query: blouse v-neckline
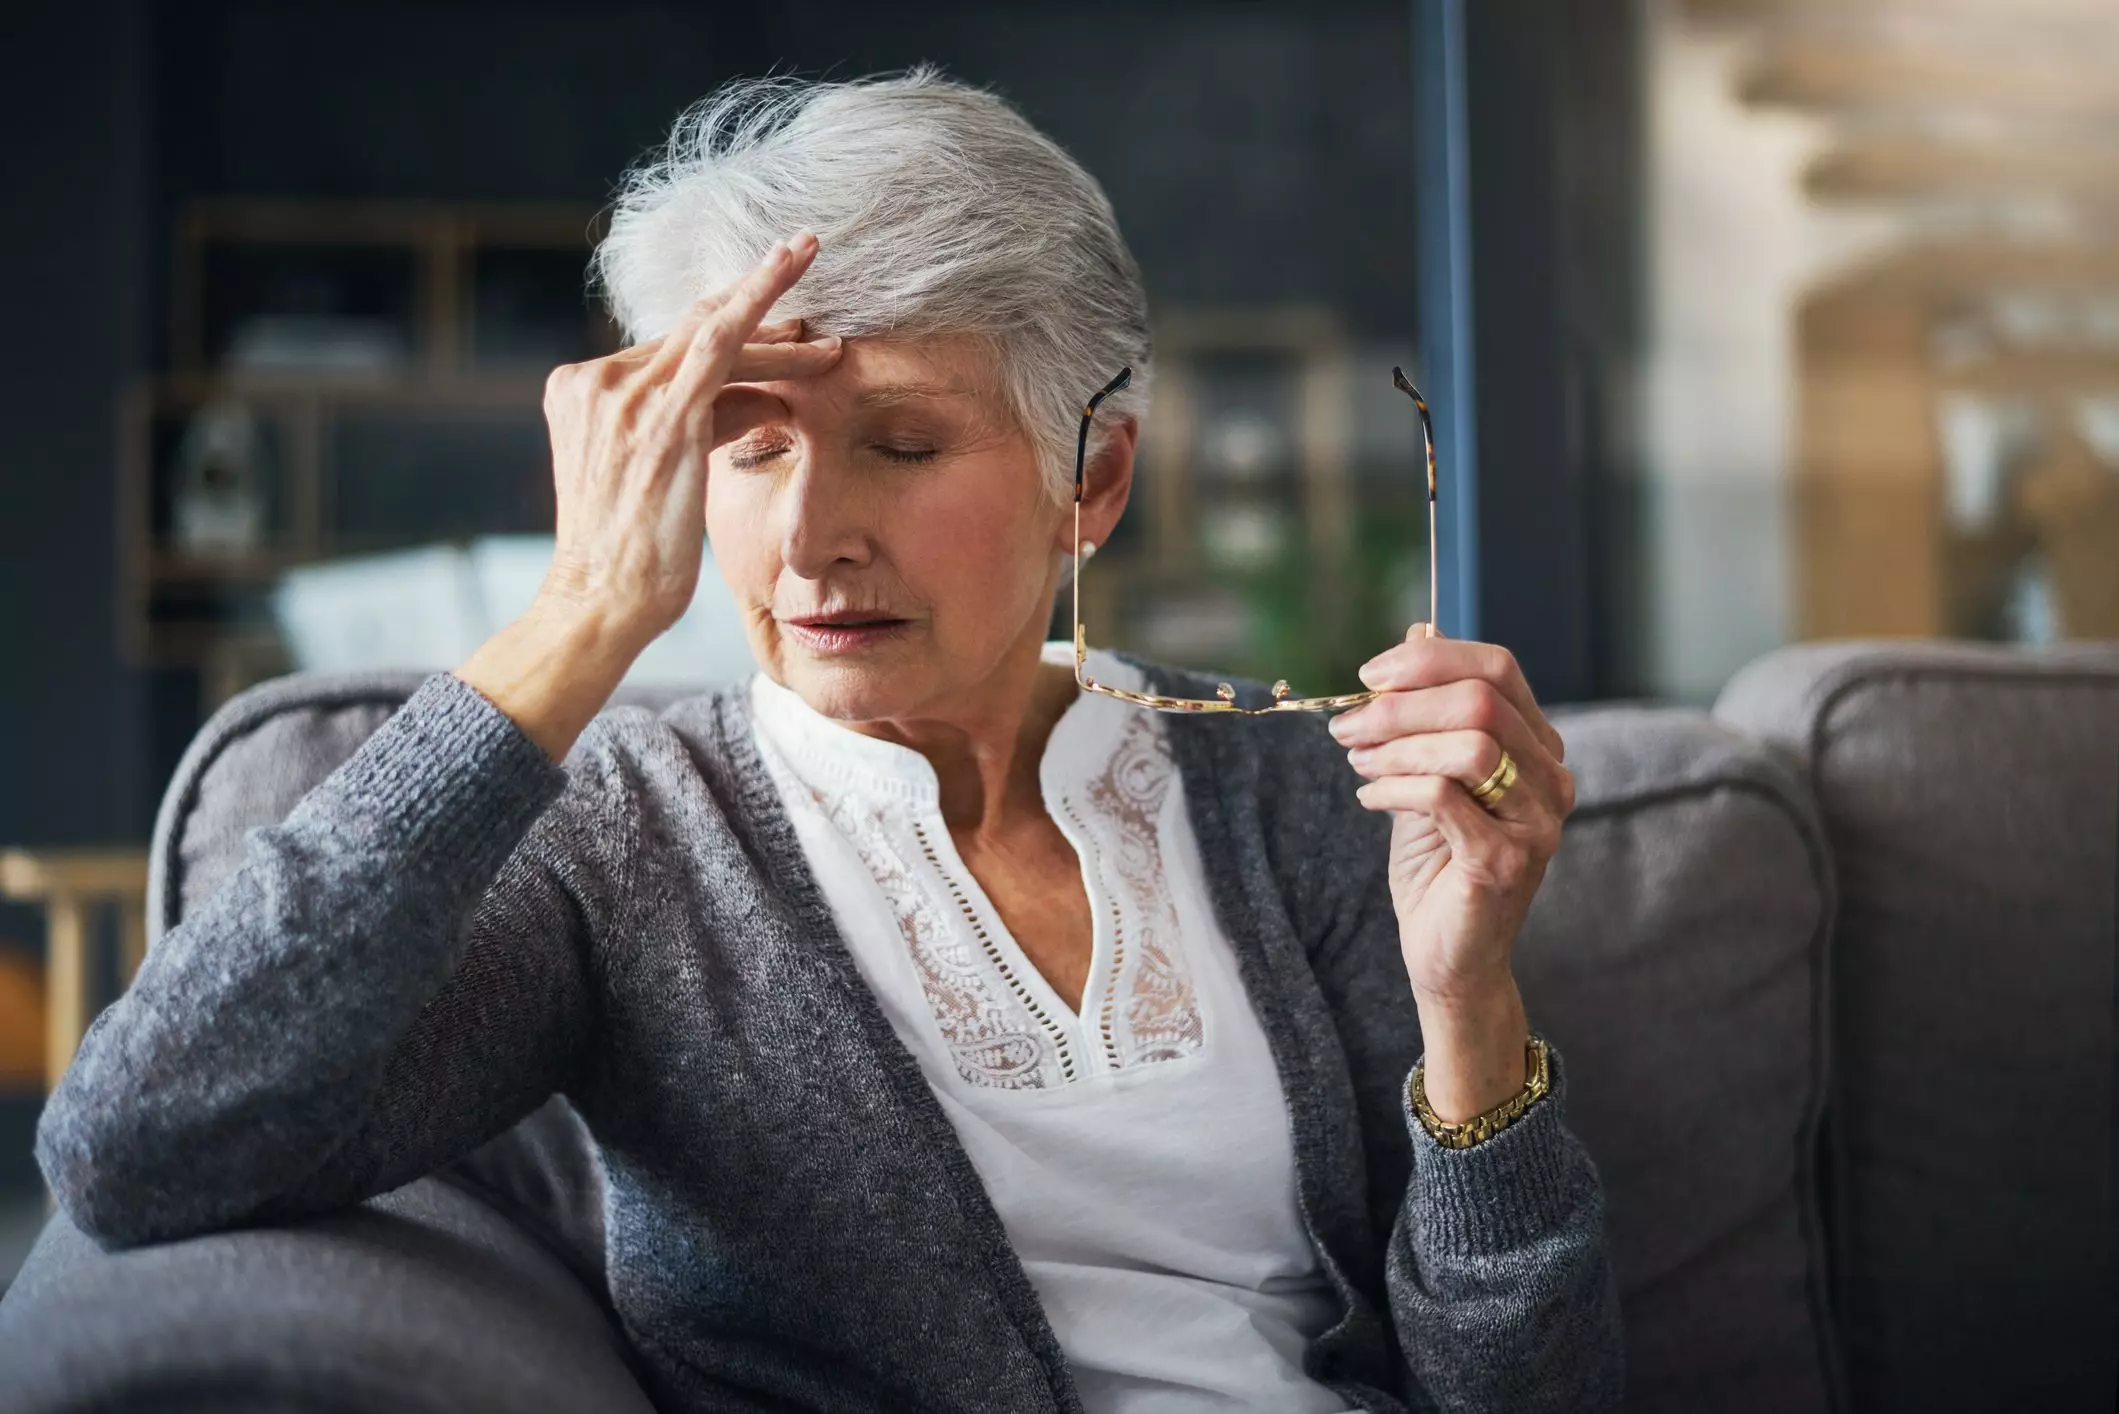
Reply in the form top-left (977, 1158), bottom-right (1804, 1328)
top-left (745, 643), bottom-right (1207, 1088)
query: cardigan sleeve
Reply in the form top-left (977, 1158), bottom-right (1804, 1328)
top-left (35, 672), bottom-right (635, 1248)
top-left (1288, 716), bottom-right (1625, 1414)
top-left (1386, 1042), bottom-right (1625, 1413)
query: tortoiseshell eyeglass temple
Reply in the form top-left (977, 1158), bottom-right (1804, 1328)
top-left (1069, 365), bottom-right (1438, 715)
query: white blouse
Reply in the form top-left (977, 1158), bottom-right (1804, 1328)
top-left (748, 641), bottom-right (1352, 1414)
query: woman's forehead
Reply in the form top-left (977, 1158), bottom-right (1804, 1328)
top-left (734, 333), bottom-right (997, 415)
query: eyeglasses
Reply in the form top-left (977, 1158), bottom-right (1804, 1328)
top-left (1070, 365), bottom-right (1438, 714)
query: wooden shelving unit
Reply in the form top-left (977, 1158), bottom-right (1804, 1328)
top-left (122, 199), bottom-right (616, 701)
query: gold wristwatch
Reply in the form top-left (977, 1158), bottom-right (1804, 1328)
top-left (1409, 1033), bottom-right (1551, 1150)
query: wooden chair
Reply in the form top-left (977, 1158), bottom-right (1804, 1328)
top-left (0, 850), bottom-right (149, 1094)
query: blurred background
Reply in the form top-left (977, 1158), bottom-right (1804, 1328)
top-left (3, 0), bottom-right (2117, 1286)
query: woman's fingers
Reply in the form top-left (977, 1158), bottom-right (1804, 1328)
top-left (661, 232), bottom-right (821, 408)
top-left (603, 325), bottom-right (836, 391)
top-left (1357, 631), bottom-right (1565, 763)
top-left (585, 274), bottom-right (816, 388)
top-left (604, 235), bottom-right (820, 405)
top-left (1344, 728), bottom-right (1505, 794)
top-left (748, 317), bottom-right (808, 345)
top-left (724, 335), bottom-right (843, 382)
top-left (1347, 718), bottom-right (1570, 831)
top-left (1355, 774), bottom-right (1543, 892)
top-left (626, 301), bottom-right (716, 382)
top-left (1333, 674), bottom-right (1575, 827)
top-left (1332, 676), bottom-right (1541, 760)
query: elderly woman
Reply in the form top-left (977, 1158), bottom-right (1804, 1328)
top-left (39, 71), bottom-right (1620, 1414)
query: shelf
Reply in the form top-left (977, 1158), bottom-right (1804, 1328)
top-left (179, 198), bottom-right (608, 248)
top-left (1933, 352), bottom-right (2119, 396)
top-left (148, 551), bottom-right (309, 586)
top-left (172, 196), bottom-right (615, 377)
top-left (145, 369), bottom-right (553, 406)
top-left (126, 197), bottom-right (616, 714)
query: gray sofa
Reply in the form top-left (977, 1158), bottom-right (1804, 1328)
top-left (2, 640), bottom-right (2113, 1414)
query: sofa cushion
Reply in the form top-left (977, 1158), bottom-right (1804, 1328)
top-left (1522, 705), bottom-right (1841, 1414)
top-left (0, 1175), bottom-right (654, 1414)
top-left (1717, 641), bottom-right (2119, 1414)
top-left (149, 673), bottom-right (691, 941)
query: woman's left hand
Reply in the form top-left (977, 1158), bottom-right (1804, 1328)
top-left (1329, 625), bottom-right (1574, 1010)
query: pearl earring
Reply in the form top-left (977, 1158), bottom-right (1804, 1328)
top-left (1081, 540), bottom-right (1099, 558)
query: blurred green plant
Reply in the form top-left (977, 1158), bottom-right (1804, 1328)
top-left (1230, 497), bottom-right (1428, 697)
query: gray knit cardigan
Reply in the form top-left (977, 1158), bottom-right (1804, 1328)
top-left (36, 657), bottom-right (1623, 1413)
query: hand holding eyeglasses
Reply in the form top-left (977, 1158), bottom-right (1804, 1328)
top-left (1072, 362), bottom-right (1566, 1117)
top-left (1329, 626), bottom-right (1574, 1020)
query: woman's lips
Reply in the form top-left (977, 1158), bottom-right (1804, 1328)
top-left (781, 618), bottom-right (912, 654)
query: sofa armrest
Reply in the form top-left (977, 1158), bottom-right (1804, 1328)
top-left (0, 1175), bottom-right (654, 1414)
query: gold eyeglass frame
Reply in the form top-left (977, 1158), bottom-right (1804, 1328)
top-left (1070, 365), bottom-right (1439, 714)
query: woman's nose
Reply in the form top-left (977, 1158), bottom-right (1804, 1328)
top-left (775, 454), bottom-right (873, 578)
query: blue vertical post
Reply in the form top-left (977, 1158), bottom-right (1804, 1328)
top-left (1412, 0), bottom-right (1479, 641)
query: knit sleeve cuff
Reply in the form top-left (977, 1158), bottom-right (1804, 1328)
top-left (300, 671), bottom-right (568, 873)
top-left (1404, 1040), bottom-right (1592, 1260)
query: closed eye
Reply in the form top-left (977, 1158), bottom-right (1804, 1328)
top-left (725, 439), bottom-right (941, 469)
top-left (727, 441), bottom-right (791, 470)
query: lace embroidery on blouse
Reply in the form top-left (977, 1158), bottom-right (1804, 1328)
top-left (757, 736), bottom-right (1074, 1088)
top-left (754, 702), bottom-right (1206, 1091)
top-left (1072, 711), bottom-right (1205, 1071)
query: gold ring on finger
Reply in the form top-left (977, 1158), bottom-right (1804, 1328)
top-left (1468, 750), bottom-right (1518, 811)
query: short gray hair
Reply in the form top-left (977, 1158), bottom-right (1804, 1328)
top-left (593, 68), bottom-right (1153, 502)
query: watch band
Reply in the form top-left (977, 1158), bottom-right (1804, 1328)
top-left (1409, 1033), bottom-right (1551, 1150)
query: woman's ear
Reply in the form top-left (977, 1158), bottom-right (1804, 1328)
top-left (1065, 414), bottom-right (1139, 554)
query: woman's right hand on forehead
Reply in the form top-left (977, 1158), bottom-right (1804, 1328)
top-left (541, 231), bottom-right (838, 638)
top-left (454, 234), bottom-right (840, 761)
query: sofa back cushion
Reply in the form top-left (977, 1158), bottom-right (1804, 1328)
top-left (152, 675), bottom-right (415, 931)
top-left (1717, 641), bottom-right (2119, 1414)
top-left (1524, 706), bottom-right (1841, 1414)
top-left (149, 673), bottom-right (691, 937)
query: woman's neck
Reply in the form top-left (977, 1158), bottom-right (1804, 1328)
top-left (847, 643), bottom-right (1081, 839)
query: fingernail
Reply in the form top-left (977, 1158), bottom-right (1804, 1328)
top-left (1327, 714), bottom-right (1350, 740)
top-left (817, 334), bottom-right (842, 349)
top-left (1357, 660), bottom-right (1384, 688)
top-left (790, 228), bottom-right (818, 253)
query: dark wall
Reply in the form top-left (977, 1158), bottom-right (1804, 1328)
top-left (754, 3), bottom-right (1419, 337)
top-left (0, 1), bottom-right (153, 848)
top-left (1552, 0), bottom-right (1648, 700)
top-left (154, 1), bottom-right (1418, 332)
top-left (153, 2), bottom-right (764, 203)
